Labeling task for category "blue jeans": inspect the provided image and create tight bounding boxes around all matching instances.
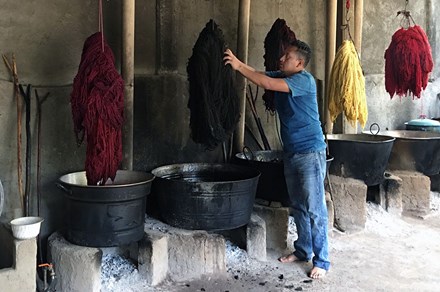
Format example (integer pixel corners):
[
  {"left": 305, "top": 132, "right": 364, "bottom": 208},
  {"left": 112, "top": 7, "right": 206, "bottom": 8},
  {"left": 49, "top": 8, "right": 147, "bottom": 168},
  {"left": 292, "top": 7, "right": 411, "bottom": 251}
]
[{"left": 284, "top": 150, "right": 330, "bottom": 271}]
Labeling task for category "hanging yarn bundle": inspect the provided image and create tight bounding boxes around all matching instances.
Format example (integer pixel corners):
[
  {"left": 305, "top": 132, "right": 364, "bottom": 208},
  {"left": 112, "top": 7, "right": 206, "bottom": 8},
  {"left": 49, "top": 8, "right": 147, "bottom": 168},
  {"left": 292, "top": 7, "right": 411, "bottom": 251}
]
[
  {"left": 328, "top": 40, "right": 367, "bottom": 128},
  {"left": 384, "top": 24, "right": 433, "bottom": 99},
  {"left": 262, "top": 18, "right": 296, "bottom": 113},
  {"left": 70, "top": 31, "right": 124, "bottom": 185},
  {"left": 187, "top": 19, "right": 240, "bottom": 150}
]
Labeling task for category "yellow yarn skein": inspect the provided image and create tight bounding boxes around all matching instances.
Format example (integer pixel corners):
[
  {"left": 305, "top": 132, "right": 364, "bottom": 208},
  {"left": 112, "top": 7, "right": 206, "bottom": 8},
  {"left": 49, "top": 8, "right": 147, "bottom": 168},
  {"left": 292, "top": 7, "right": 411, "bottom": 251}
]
[{"left": 328, "top": 40, "right": 367, "bottom": 129}]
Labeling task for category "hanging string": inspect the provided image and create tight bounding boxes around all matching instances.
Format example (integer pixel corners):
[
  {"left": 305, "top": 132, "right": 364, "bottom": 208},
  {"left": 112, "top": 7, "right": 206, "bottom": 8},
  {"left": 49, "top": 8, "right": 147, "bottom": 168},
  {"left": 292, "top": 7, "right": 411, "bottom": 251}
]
[
  {"left": 341, "top": 0, "right": 363, "bottom": 73},
  {"left": 418, "top": 8, "right": 426, "bottom": 118},
  {"left": 397, "top": 0, "right": 415, "bottom": 28},
  {"left": 420, "top": 98, "right": 425, "bottom": 118},
  {"left": 342, "top": 0, "right": 354, "bottom": 43},
  {"left": 98, "top": 0, "right": 104, "bottom": 52}
]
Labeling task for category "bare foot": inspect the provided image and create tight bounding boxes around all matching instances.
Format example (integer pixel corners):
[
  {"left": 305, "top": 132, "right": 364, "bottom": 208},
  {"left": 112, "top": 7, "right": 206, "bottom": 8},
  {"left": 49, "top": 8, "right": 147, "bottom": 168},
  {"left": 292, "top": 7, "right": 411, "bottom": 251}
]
[
  {"left": 278, "top": 253, "right": 299, "bottom": 263},
  {"left": 308, "top": 266, "right": 327, "bottom": 279}
]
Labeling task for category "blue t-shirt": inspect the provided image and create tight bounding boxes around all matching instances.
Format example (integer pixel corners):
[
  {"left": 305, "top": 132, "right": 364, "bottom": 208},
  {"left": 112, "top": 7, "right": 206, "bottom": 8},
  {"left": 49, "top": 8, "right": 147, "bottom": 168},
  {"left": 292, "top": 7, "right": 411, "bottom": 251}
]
[{"left": 266, "top": 70, "right": 326, "bottom": 154}]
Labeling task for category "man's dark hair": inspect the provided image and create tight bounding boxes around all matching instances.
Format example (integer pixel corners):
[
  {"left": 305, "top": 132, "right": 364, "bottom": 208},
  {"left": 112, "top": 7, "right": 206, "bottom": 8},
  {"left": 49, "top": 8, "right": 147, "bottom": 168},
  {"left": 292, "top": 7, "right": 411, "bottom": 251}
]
[{"left": 292, "top": 39, "right": 312, "bottom": 67}]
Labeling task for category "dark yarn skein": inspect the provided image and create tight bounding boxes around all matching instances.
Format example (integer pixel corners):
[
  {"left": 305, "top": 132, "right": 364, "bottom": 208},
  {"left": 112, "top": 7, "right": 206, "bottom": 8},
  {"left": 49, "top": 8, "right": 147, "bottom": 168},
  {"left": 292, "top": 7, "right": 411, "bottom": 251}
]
[
  {"left": 263, "top": 18, "right": 296, "bottom": 113},
  {"left": 187, "top": 19, "right": 240, "bottom": 150}
]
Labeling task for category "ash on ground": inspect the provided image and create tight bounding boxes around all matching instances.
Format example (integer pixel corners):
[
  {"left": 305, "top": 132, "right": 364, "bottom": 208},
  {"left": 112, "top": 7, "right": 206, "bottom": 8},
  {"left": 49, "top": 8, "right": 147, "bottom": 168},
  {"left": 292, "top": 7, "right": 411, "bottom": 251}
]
[
  {"left": 431, "top": 191, "right": 440, "bottom": 211},
  {"left": 100, "top": 192, "right": 440, "bottom": 291},
  {"left": 101, "top": 254, "right": 149, "bottom": 292},
  {"left": 144, "top": 214, "right": 169, "bottom": 233}
]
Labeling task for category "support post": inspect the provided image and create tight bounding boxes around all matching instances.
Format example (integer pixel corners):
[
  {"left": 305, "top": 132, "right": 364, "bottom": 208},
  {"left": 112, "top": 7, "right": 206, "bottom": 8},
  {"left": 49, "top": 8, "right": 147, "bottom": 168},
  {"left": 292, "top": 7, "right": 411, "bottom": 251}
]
[
  {"left": 324, "top": 0, "right": 338, "bottom": 135},
  {"left": 122, "top": 0, "right": 135, "bottom": 170},
  {"left": 233, "top": 0, "right": 251, "bottom": 154}
]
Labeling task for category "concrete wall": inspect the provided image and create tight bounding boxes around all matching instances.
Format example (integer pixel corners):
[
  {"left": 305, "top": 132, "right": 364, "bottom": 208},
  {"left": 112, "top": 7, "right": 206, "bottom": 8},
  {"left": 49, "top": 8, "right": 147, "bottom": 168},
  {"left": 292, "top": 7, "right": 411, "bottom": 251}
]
[{"left": 0, "top": 0, "right": 438, "bottom": 257}]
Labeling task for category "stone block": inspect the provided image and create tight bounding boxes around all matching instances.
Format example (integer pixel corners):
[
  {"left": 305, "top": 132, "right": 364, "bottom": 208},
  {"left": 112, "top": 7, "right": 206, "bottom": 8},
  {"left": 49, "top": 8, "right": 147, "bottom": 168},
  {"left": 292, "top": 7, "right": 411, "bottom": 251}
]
[
  {"left": 0, "top": 237, "right": 37, "bottom": 292},
  {"left": 379, "top": 173, "right": 403, "bottom": 216},
  {"left": 328, "top": 175, "right": 367, "bottom": 233},
  {"left": 48, "top": 232, "right": 102, "bottom": 292},
  {"left": 165, "top": 228, "right": 226, "bottom": 282},
  {"left": 138, "top": 231, "right": 168, "bottom": 286},
  {"left": 167, "top": 231, "right": 225, "bottom": 281},
  {"left": 246, "top": 213, "right": 266, "bottom": 261},
  {"left": 253, "top": 204, "right": 288, "bottom": 251},
  {"left": 392, "top": 171, "right": 431, "bottom": 215}
]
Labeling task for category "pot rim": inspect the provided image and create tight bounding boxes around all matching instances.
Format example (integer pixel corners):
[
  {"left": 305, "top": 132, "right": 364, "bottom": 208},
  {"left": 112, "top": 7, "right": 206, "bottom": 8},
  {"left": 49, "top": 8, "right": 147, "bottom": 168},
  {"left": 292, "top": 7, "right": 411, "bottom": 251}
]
[
  {"left": 152, "top": 162, "right": 261, "bottom": 183},
  {"left": 327, "top": 133, "right": 395, "bottom": 143},
  {"left": 58, "top": 170, "right": 155, "bottom": 188}
]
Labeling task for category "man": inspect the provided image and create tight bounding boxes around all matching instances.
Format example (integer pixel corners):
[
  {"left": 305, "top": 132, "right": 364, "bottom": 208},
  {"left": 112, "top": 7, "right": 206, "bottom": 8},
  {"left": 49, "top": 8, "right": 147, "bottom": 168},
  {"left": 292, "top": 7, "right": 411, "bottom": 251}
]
[{"left": 224, "top": 39, "right": 330, "bottom": 279}]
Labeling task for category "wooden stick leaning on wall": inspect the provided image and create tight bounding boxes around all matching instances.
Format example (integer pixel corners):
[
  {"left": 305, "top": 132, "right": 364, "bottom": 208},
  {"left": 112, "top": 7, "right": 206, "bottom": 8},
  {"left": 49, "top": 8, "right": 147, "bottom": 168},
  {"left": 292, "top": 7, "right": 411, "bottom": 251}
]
[{"left": 2, "top": 54, "right": 24, "bottom": 214}]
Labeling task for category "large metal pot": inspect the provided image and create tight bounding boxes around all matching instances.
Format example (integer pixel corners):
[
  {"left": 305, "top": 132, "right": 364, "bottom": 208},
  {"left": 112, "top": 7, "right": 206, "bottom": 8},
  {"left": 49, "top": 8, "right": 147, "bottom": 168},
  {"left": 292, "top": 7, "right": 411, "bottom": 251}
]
[
  {"left": 233, "top": 150, "right": 334, "bottom": 206},
  {"left": 233, "top": 150, "right": 288, "bottom": 205},
  {"left": 327, "top": 134, "right": 395, "bottom": 186},
  {"left": 57, "top": 170, "right": 155, "bottom": 247},
  {"left": 368, "top": 130, "right": 440, "bottom": 175},
  {"left": 151, "top": 163, "right": 260, "bottom": 231}
]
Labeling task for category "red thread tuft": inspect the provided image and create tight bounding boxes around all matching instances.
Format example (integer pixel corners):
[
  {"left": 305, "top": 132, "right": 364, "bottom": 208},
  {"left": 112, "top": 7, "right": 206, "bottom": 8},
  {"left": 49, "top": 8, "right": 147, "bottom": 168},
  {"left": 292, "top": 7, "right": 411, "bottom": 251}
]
[
  {"left": 71, "top": 32, "right": 124, "bottom": 185},
  {"left": 384, "top": 25, "right": 433, "bottom": 99}
]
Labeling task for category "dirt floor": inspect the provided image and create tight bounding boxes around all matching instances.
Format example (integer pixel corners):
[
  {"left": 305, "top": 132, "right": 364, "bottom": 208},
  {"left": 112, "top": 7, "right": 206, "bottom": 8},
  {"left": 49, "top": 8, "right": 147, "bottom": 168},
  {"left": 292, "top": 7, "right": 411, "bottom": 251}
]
[{"left": 102, "top": 192, "right": 440, "bottom": 292}]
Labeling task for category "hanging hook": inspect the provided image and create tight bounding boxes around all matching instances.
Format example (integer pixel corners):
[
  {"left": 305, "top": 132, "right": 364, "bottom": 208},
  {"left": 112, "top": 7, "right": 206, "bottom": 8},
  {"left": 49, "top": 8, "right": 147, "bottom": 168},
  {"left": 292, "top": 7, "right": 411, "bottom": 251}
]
[
  {"left": 341, "top": 0, "right": 355, "bottom": 45},
  {"left": 345, "top": 10, "right": 351, "bottom": 24},
  {"left": 396, "top": 0, "right": 415, "bottom": 28}
]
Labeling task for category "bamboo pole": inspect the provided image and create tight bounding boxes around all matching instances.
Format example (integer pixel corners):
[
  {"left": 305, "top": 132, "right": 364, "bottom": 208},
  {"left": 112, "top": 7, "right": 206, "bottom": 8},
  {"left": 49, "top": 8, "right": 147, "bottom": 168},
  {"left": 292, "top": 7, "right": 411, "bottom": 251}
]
[
  {"left": 354, "top": 0, "right": 363, "bottom": 55},
  {"left": 233, "top": 0, "right": 251, "bottom": 155},
  {"left": 324, "top": 0, "right": 338, "bottom": 135},
  {"left": 122, "top": 0, "right": 135, "bottom": 170},
  {"left": 342, "top": 0, "right": 363, "bottom": 134}
]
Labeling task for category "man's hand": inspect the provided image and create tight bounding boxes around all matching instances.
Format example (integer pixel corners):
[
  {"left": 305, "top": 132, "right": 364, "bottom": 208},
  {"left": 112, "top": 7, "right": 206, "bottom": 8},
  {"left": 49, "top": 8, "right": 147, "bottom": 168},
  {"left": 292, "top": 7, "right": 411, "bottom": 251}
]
[
  {"left": 223, "top": 49, "right": 241, "bottom": 70},
  {"left": 223, "top": 48, "right": 289, "bottom": 93}
]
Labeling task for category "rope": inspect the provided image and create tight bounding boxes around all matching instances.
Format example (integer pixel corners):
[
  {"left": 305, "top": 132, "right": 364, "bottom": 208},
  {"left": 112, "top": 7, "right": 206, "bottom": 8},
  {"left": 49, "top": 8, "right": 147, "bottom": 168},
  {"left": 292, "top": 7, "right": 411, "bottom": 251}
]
[
  {"left": 341, "top": 0, "right": 362, "bottom": 63},
  {"left": 99, "top": 0, "right": 104, "bottom": 52}
]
